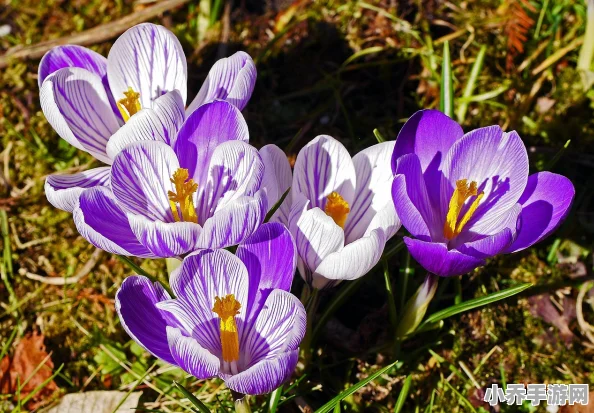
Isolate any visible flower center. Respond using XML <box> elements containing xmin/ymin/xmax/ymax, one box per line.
<box><xmin>443</xmin><ymin>179</ymin><xmax>484</xmax><ymax>240</ymax></box>
<box><xmin>168</xmin><ymin>168</ymin><xmax>198</xmax><ymax>223</ymax></box>
<box><xmin>212</xmin><ymin>294</ymin><xmax>241</xmax><ymax>363</ymax></box>
<box><xmin>117</xmin><ymin>87</ymin><xmax>141</xmax><ymax>121</ymax></box>
<box><xmin>325</xmin><ymin>191</ymin><xmax>350</xmax><ymax>228</ymax></box>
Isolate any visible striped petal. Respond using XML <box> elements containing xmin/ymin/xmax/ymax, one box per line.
<box><xmin>73</xmin><ymin>187</ymin><xmax>155</xmax><ymax>257</ymax></box>
<box><xmin>167</xmin><ymin>327</ymin><xmax>220</xmax><ymax>379</ymax></box>
<box><xmin>105</xmin><ymin>90</ymin><xmax>185</xmax><ymax>159</ymax></box>
<box><xmin>241</xmin><ymin>290</ymin><xmax>305</xmax><ymax>369</ymax></box>
<box><xmin>198</xmin><ymin>141</ymin><xmax>264</xmax><ymax>222</ymax></box>
<box><xmin>107</xmin><ymin>23</ymin><xmax>187</xmax><ymax>108</ymax></box>
<box><xmin>345</xmin><ymin>141</ymin><xmax>396</xmax><ymax>243</ymax></box>
<box><xmin>115</xmin><ymin>276</ymin><xmax>176</xmax><ymax>364</ymax></box>
<box><xmin>197</xmin><ymin>191</ymin><xmax>268</xmax><ymax>249</ymax></box>
<box><xmin>45</xmin><ymin>167</ymin><xmax>111</xmax><ymax>213</ymax></box>
<box><xmin>40</xmin><ymin>67</ymin><xmax>120</xmax><ymax>164</ymax></box>
<box><xmin>186</xmin><ymin>51</ymin><xmax>256</xmax><ymax>114</ymax></box>
<box><xmin>110</xmin><ymin>141</ymin><xmax>179</xmax><ymax>221</ymax></box>
<box><xmin>128</xmin><ymin>214</ymin><xmax>201</xmax><ymax>257</ymax></box>
<box><xmin>175</xmin><ymin>100</ymin><xmax>249</xmax><ymax>190</ymax></box>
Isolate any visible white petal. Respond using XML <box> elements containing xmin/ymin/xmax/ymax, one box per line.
<box><xmin>292</xmin><ymin>135</ymin><xmax>356</xmax><ymax>209</ymax></box>
<box><xmin>107</xmin><ymin>23</ymin><xmax>187</xmax><ymax>108</ymax></box>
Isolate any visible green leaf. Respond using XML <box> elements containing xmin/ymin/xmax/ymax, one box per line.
<box><xmin>394</xmin><ymin>375</ymin><xmax>412</xmax><ymax>413</ymax></box>
<box><xmin>314</xmin><ymin>361</ymin><xmax>398</xmax><ymax>413</ymax></box>
<box><xmin>439</xmin><ymin>40</ymin><xmax>454</xmax><ymax>118</ymax></box>
<box><xmin>418</xmin><ymin>283</ymin><xmax>532</xmax><ymax>330</ymax></box>
<box><xmin>174</xmin><ymin>381</ymin><xmax>211</xmax><ymax>413</ymax></box>
<box><xmin>264</xmin><ymin>187</ymin><xmax>291</xmax><ymax>223</ymax></box>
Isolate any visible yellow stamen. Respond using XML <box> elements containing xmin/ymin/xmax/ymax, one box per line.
<box><xmin>443</xmin><ymin>179</ymin><xmax>484</xmax><ymax>240</ymax></box>
<box><xmin>168</xmin><ymin>168</ymin><xmax>198</xmax><ymax>223</ymax></box>
<box><xmin>212</xmin><ymin>294</ymin><xmax>241</xmax><ymax>363</ymax></box>
<box><xmin>117</xmin><ymin>87</ymin><xmax>141</xmax><ymax>122</ymax></box>
<box><xmin>324</xmin><ymin>191</ymin><xmax>350</xmax><ymax>228</ymax></box>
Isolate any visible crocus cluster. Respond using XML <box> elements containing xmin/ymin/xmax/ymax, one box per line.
<box><xmin>40</xmin><ymin>23</ymin><xmax>576</xmax><ymax>399</ymax></box>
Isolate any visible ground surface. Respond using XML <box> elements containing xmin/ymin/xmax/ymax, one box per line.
<box><xmin>1</xmin><ymin>0</ymin><xmax>593</xmax><ymax>412</ymax></box>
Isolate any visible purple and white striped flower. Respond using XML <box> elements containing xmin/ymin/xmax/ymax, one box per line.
<box><xmin>41</xmin><ymin>23</ymin><xmax>256</xmax><ymax>213</ymax></box>
<box><xmin>281</xmin><ymin>135</ymin><xmax>401</xmax><ymax>289</ymax></box>
<box><xmin>391</xmin><ymin>110</ymin><xmax>575</xmax><ymax>277</ymax></box>
<box><xmin>115</xmin><ymin>223</ymin><xmax>306</xmax><ymax>395</ymax></box>
<box><xmin>72</xmin><ymin>100</ymin><xmax>276</xmax><ymax>258</ymax></box>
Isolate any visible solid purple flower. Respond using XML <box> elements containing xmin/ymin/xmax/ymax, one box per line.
<box><xmin>115</xmin><ymin>223</ymin><xmax>306</xmax><ymax>395</ymax></box>
<box><xmin>41</xmin><ymin>23</ymin><xmax>256</xmax><ymax>213</ymax></box>
<box><xmin>73</xmin><ymin>100</ymin><xmax>275</xmax><ymax>257</ymax></box>
<box><xmin>280</xmin><ymin>135</ymin><xmax>401</xmax><ymax>289</ymax></box>
<box><xmin>391</xmin><ymin>110</ymin><xmax>575</xmax><ymax>277</ymax></box>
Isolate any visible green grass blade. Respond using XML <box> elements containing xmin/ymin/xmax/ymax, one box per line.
<box><xmin>268</xmin><ymin>385</ymin><xmax>283</xmax><ymax>413</ymax></box>
<box><xmin>418</xmin><ymin>283</ymin><xmax>532</xmax><ymax>330</ymax></box>
<box><xmin>439</xmin><ymin>40</ymin><xmax>454</xmax><ymax>118</ymax></box>
<box><xmin>373</xmin><ymin>128</ymin><xmax>386</xmax><ymax>143</ymax></box>
<box><xmin>314</xmin><ymin>361</ymin><xmax>398</xmax><ymax>413</ymax></box>
<box><xmin>264</xmin><ymin>187</ymin><xmax>291</xmax><ymax>223</ymax></box>
<box><xmin>174</xmin><ymin>381</ymin><xmax>211</xmax><ymax>413</ymax></box>
<box><xmin>456</xmin><ymin>45</ymin><xmax>486</xmax><ymax>123</ymax></box>
<box><xmin>393</xmin><ymin>374</ymin><xmax>412</xmax><ymax>413</ymax></box>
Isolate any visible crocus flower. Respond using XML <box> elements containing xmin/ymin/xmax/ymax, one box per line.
<box><xmin>391</xmin><ymin>110</ymin><xmax>575</xmax><ymax>277</ymax></box>
<box><xmin>73</xmin><ymin>100</ymin><xmax>283</xmax><ymax>258</ymax></box>
<box><xmin>282</xmin><ymin>135</ymin><xmax>401</xmax><ymax>289</ymax></box>
<box><xmin>41</xmin><ymin>22</ymin><xmax>256</xmax><ymax>213</ymax></box>
<box><xmin>115</xmin><ymin>223</ymin><xmax>306</xmax><ymax>395</ymax></box>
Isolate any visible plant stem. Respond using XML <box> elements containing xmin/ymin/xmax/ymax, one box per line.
<box><xmin>234</xmin><ymin>394</ymin><xmax>252</xmax><ymax>413</ymax></box>
<box><xmin>300</xmin><ymin>287</ymin><xmax>320</xmax><ymax>368</ymax></box>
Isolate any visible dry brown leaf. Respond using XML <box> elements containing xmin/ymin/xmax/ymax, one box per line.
<box><xmin>0</xmin><ymin>332</ymin><xmax>59</xmax><ymax>406</ymax></box>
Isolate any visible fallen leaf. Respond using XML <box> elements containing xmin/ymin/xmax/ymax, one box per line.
<box><xmin>0</xmin><ymin>332</ymin><xmax>59</xmax><ymax>406</ymax></box>
<box><xmin>43</xmin><ymin>391</ymin><xmax>142</xmax><ymax>413</ymax></box>
<box><xmin>558</xmin><ymin>392</ymin><xmax>594</xmax><ymax>413</ymax></box>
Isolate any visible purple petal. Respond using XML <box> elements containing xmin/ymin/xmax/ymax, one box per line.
<box><xmin>175</xmin><ymin>100</ymin><xmax>249</xmax><ymax>189</ymax></box>
<box><xmin>404</xmin><ymin>237</ymin><xmax>485</xmax><ymax>277</ymax></box>
<box><xmin>45</xmin><ymin>167</ymin><xmax>110</xmax><ymax>213</ymax></box>
<box><xmin>292</xmin><ymin>135</ymin><xmax>356</xmax><ymax>209</ymax></box>
<box><xmin>111</xmin><ymin>141</ymin><xmax>179</xmax><ymax>221</ymax></box>
<box><xmin>443</xmin><ymin>128</ymin><xmax>529</xmax><ymax>236</ymax></box>
<box><xmin>39</xmin><ymin>45</ymin><xmax>107</xmax><ymax>87</ymax></box>
<box><xmin>186</xmin><ymin>51</ymin><xmax>257</xmax><ymax>114</ymax></box>
<box><xmin>225</xmin><ymin>350</ymin><xmax>298</xmax><ymax>396</ymax></box>
<box><xmin>158</xmin><ymin>249</ymin><xmax>249</xmax><ymax>356</ymax></box>
<box><xmin>106</xmin><ymin>90</ymin><xmax>185</xmax><ymax>159</ymax></box>
<box><xmin>504</xmin><ymin>172</ymin><xmax>575</xmax><ymax>253</ymax></box>
<box><xmin>166</xmin><ymin>327</ymin><xmax>220</xmax><ymax>379</ymax></box>
<box><xmin>40</xmin><ymin>67</ymin><xmax>120</xmax><ymax>164</ymax></box>
<box><xmin>107</xmin><ymin>23</ymin><xmax>187</xmax><ymax>107</ymax></box>
<box><xmin>392</xmin><ymin>154</ymin><xmax>438</xmax><ymax>240</ymax></box>
<box><xmin>392</xmin><ymin>110</ymin><xmax>463</xmax><ymax>173</ymax></box>
<box><xmin>312</xmin><ymin>228</ymin><xmax>386</xmax><ymax>289</ymax></box>
<box><xmin>345</xmin><ymin>141</ymin><xmax>396</xmax><ymax>243</ymax></box>
<box><xmin>241</xmin><ymin>290</ymin><xmax>305</xmax><ymax>369</ymax></box>
<box><xmin>128</xmin><ymin>214</ymin><xmax>202</xmax><ymax>257</ymax></box>
<box><xmin>73</xmin><ymin>187</ymin><xmax>155</xmax><ymax>257</ymax></box>
<box><xmin>197</xmin><ymin>191</ymin><xmax>268</xmax><ymax>249</ymax></box>
<box><xmin>115</xmin><ymin>276</ymin><xmax>176</xmax><ymax>364</ymax></box>
<box><xmin>259</xmin><ymin>144</ymin><xmax>292</xmax><ymax>212</ymax></box>
<box><xmin>236</xmin><ymin>223</ymin><xmax>297</xmax><ymax>323</ymax></box>
<box><xmin>197</xmin><ymin>141</ymin><xmax>264</xmax><ymax>222</ymax></box>
<box><xmin>456</xmin><ymin>228</ymin><xmax>514</xmax><ymax>259</ymax></box>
